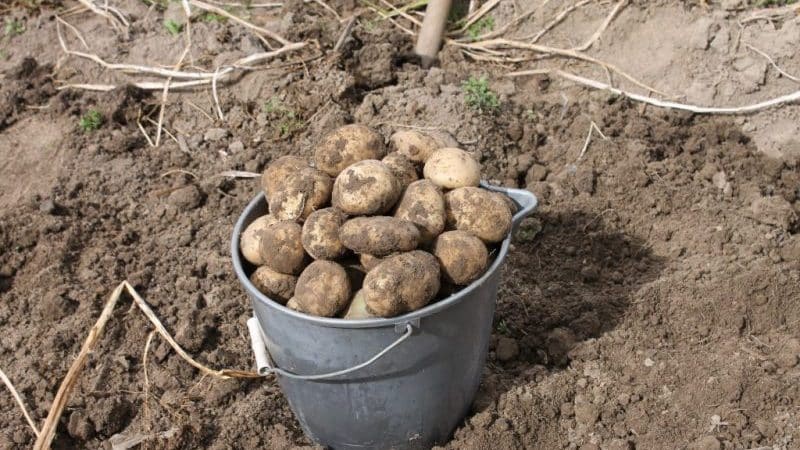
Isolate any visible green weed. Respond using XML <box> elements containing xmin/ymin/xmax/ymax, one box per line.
<box><xmin>79</xmin><ymin>110</ymin><xmax>103</xmax><ymax>132</ymax></box>
<box><xmin>462</xmin><ymin>76</ymin><xmax>500</xmax><ymax>113</ymax></box>
<box><xmin>263</xmin><ymin>97</ymin><xmax>305</xmax><ymax>138</ymax></box>
<box><xmin>201</xmin><ymin>12</ymin><xmax>227</xmax><ymax>22</ymax></box>
<box><xmin>466</xmin><ymin>16</ymin><xmax>494</xmax><ymax>40</ymax></box>
<box><xmin>164</xmin><ymin>19</ymin><xmax>183</xmax><ymax>36</ymax></box>
<box><xmin>4</xmin><ymin>19</ymin><xmax>25</xmax><ymax>36</ymax></box>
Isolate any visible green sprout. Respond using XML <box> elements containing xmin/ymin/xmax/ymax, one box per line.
<box><xmin>201</xmin><ymin>12</ymin><xmax>227</xmax><ymax>22</ymax></box>
<box><xmin>263</xmin><ymin>97</ymin><xmax>305</xmax><ymax>138</ymax></box>
<box><xmin>78</xmin><ymin>110</ymin><xmax>103</xmax><ymax>132</ymax></box>
<box><xmin>4</xmin><ymin>19</ymin><xmax>25</xmax><ymax>36</ymax></box>
<box><xmin>462</xmin><ymin>76</ymin><xmax>500</xmax><ymax>113</ymax></box>
<box><xmin>466</xmin><ymin>16</ymin><xmax>494</xmax><ymax>40</ymax></box>
<box><xmin>164</xmin><ymin>19</ymin><xmax>183</xmax><ymax>36</ymax></box>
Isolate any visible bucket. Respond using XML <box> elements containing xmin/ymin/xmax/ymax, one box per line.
<box><xmin>232</xmin><ymin>183</ymin><xmax>537</xmax><ymax>450</ymax></box>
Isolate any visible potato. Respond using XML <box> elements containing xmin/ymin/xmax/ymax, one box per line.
<box><xmin>294</xmin><ymin>260</ymin><xmax>351</xmax><ymax>317</ymax></box>
<box><xmin>250</xmin><ymin>266</ymin><xmax>297</xmax><ymax>304</ymax></box>
<box><xmin>314</xmin><ymin>124</ymin><xmax>386</xmax><ymax>176</ymax></box>
<box><xmin>343</xmin><ymin>290</ymin><xmax>376</xmax><ymax>320</ymax></box>
<box><xmin>359</xmin><ymin>253</ymin><xmax>391</xmax><ymax>272</ymax></box>
<box><xmin>339</xmin><ymin>217</ymin><xmax>420</xmax><ymax>256</ymax></box>
<box><xmin>495</xmin><ymin>191</ymin><xmax>518</xmax><ymax>215</ymax></box>
<box><xmin>390</xmin><ymin>130</ymin><xmax>440</xmax><ymax>164</ymax></box>
<box><xmin>260</xmin><ymin>221</ymin><xmax>308</xmax><ymax>275</ymax></box>
<box><xmin>382</xmin><ymin>153</ymin><xmax>419</xmax><ymax>191</ymax></box>
<box><xmin>394</xmin><ymin>180</ymin><xmax>445</xmax><ymax>245</ymax></box>
<box><xmin>240</xmin><ymin>215</ymin><xmax>278</xmax><ymax>265</ymax></box>
<box><xmin>286</xmin><ymin>297</ymin><xmax>302</xmax><ymax>311</ymax></box>
<box><xmin>432</xmin><ymin>231</ymin><xmax>488</xmax><ymax>285</ymax></box>
<box><xmin>269</xmin><ymin>167</ymin><xmax>332</xmax><ymax>222</ymax></box>
<box><xmin>445</xmin><ymin>187</ymin><xmax>512</xmax><ymax>243</ymax></box>
<box><xmin>423</xmin><ymin>148</ymin><xmax>481</xmax><ymax>189</ymax></box>
<box><xmin>261</xmin><ymin>155</ymin><xmax>307</xmax><ymax>199</ymax></box>
<box><xmin>363</xmin><ymin>250</ymin><xmax>440</xmax><ymax>317</ymax></box>
<box><xmin>332</xmin><ymin>160</ymin><xmax>401</xmax><ymax>216</ymax></box>
<box><xmin>302</xmin><ymin>208</ymin><xmax>347</xmax><ymax>260</ymax></box>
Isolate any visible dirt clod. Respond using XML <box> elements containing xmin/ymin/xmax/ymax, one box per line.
<box><xmin>168</xmin><ymin>185</ymin><xmax>204</xmax><ymax>211</ymax></box>
<box><xmin>496</xmin><ymin>337</ymin><xmax>519</xmax><ymax>362</ymax></box>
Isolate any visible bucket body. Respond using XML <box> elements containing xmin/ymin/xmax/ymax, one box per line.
<box><xmin>232</xmin><ymin>185</ymin><xmax>536</xmax><ymax>450</ymax></box>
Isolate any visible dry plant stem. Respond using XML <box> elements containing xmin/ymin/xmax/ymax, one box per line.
<box><xmin>218</xmin><ymin>170</ymin><xmax>261</xmax><ymax>178</ymax></box>
<box><xmin>509</xmin><ymin>69</ymin><xmax>800</xmax><ymax>114</ymax></box>
<box><xmin>0</xmin><ymin>368</ymin><xmax>40</xmax><ymax>437</ymax></box>
<box><xmin>142</xmin><ymin>330</ymin><xmax>156</xmax><ymax>449</ymax></box>
<box><xmin>571</xmin><ymin>0</ymin><xmax>627</xmax><ymax>51</ymax></box>
<box><xmin>189</xmin><ymin>0</ymin><xmax>290</xmax><ymax>45</ymax></box>
<box><xmin>334</xmin><ymin>17</ymin><xmax>357</xmax><ymax>52</ymax></box>
<box><xmin>312</xmin><ymin>0</ymin><xmax>341</xmax><ymax>20</ymax></box>
<box><xmin>464</xmin><ymin>38</ymin><xmax>669</xmax><ymax>97</ymax></box>
<box><xmin>745</xmin><ymin>43</ymin><xmax>800</xmax><ymax>84</ymax></box>
<box><xmin>527</xmin><ymin>0</ymin><xmax>592</xmax><ymax>43</ymax></box>
<box><xmin>76</xmin><ymin>0</ymin><xmax>128</xmax><ymax>30</ymax></box>
<box><xmin>378</xmin><ymin>0</ymin><xmax>422</xmax><ymax>26</ymax></box>
<box><xmin>33</xmin><ymin>282</ymin><xmax>126</xmax><ymax>450</ymax></box>
<box><xmin>124</xmin><ymin>282</ymin><xmax>262</xmax><ymax>379</ymax></box>
<box><xmin>578</xmin><ymin>121</ymin><xmax>608</xmax><ymax>161</ymax></box>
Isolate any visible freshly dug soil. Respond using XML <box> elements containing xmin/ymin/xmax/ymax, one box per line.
<box><xmin>1</xmin><ymin>1</ymin><xmax>799</xmax><ymax>449</ymax></box>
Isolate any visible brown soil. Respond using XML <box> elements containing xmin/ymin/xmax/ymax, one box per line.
<box><xmin>1</xmin><ymin>1</ymin><xmax>800</xmax><ymax>449</ymax></box>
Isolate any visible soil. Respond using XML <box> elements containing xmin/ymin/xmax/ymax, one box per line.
<box><xmin>1</xmin><ymin>1</ymin><xmax>800</xmax><ymax>449</ymax></box>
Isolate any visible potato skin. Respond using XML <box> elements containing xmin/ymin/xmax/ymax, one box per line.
<box><xmin>332</xmin><ymin>160</ymin><xmax>401</xmax><ymax>216</ymax></box>
<box><xmin>315</xmin><ymin>124</ymin><xmax>386</xmax><ymax>176</ymax></box>
<box><xmin>445</xmin><ymin>187</ymin><xmax>512</xmax><ymax>243</ymax></box>
<box><xmin>261</xmin><ymin>155</ymin><xmax>307</xmax><ymax>199</ymax></box>
<box><xmin>359</xmin><ymin>253</ymin><xmax>390</xmax><ymax>272</ymax></box>
<box><xmin>390</xmin><ymin>130</ymin><xmax>440</xmax><ymax>164</ymax></box>
<box><xmin>294</xmin><ymin>261</ymin><xmax>351</xmax><ymax>317</ymax></box>
<box><xmin>382</xmin><ymin>153</ymin><xmax>419</xmax><ymax>191</ymax></box>
<box><xmin>240</xmin><ymin>215</ymin><xmax>278</xmax><ymax>265</ymax></box>
<box><xmin>394</xmin><ymin>180</ymin><xmax>446</xmax><ymax>245</ymax></box>
<box><xmin>302</xmin><ymin>208</ymin><xmax>347</xmax><ymax>260</ymax></box>
<box><xmin>260</xmin><ymin>221</ymin><xmax>308</xmax><ymax>275</ymax></box>
<box><xmin>250</xmin><ymin>266</ymin><xmax>297</xmax><ymax>304</ymax></box>
<box><xmin>423</xmin><ymin>148</ymin><xmax>481</xmax><ymax>189</ymax></box>
<box><xmin>433</xmin><ymin>231</ymin><xmax>489</xmax><ymax>285</ymax></box>
<box><xmin>339</xmin><ymin>216</ymin><xmax>420</xmax><ymax>256</ymax></box>
<box><xmin>363</xmin><ymin>250</ymin><xmax>441</xmax><ymax>317</ymax></box>
<box><xmin>269</xmin><ymin>167</ymin><xmax>332</xmax><ymax>222</ymax></box>
<box><xmin>343</xmin><ymin>290</ymin><xmax>376</xmax><ymax>320</ymax></box>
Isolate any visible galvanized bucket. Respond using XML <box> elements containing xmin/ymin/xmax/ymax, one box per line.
<box><xmin>232</xmin><ymin>184</ymin><xmax>537</xmax><ymax>450</ymax></box>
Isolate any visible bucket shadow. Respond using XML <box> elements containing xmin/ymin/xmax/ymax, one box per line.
<box><xmin>475</xmin><ymin>210</ymin><xmax>665</xmax><ymax>401</ymax></box>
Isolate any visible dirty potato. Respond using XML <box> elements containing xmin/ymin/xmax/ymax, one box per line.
<box><xmin>394</xmin><ymin>180</ymin><xmax>446</xmax><ymax>245</ymax></box>
<box><xmin>260</xmin><ymin>221</ymin><xmax>308</xmax><ymax>275</ymax></box>
<box><xmin>390</xmin><ymin>130</ymin><xmax>440</xmax><ymax>164</ymax></box>
<box><xmin>269</xmin><ymin>167</ymin><xmax>332</xmax><ymax>222</ymax></box>
<box><xmin>445</xmin><ymin>187</ymin><xmax>512</xmax><ymax>243</ymax></box>
<box><xmin>250</xmin><ymin>266</ymin><xmax>297</xmax><ymax>304</ymax></box>
<box><xmin>343</xmin><ymin>290</ymin><xmax>376</xmax><ymax>320</ymax></box>
<box><xmin>240</xmin><ymin>214</ymin><xmax>279</xmax><ymax>265</ymax></box>
<box><xmin>382</xmin><ymin>152</ymin><xmax>419</xmax><ymax>191</ymax></box>
<box><xmin>359</xmin><ymin>253</ymin><xmax>392</xmax><ymax>272</ymax></box>
<box><xmin>314</xmin><ymin>124</ymin><xmax>386</xmax><ymax>176</ymax></box>
<box><xmin>301</xmin><ymin>207</ymin><xmax>347</xmax><ymax>260</ymax></box>
<box><xmin>423</xmin><ymin>148</ymin><xmax>481</xmax><ymax>189</ymax></box>
<box><xmin>339</xmin><ymin>216</ymin><xmax>420</xmax><ymax>256</ymax></box>
<box><xmin>293</xmin><ymin>260</ymin><xmax>351</xmax><ymax>317</ymax></box>
<box><xmin>332</xmin><ymin>160</ymin><xmax>401</xmax><ymax>216</ymax></box>
<box><xmin>260</xmin><ymin>155</ymin><xmax>308</xmax><ymax>199</ymax></box>
<box><xmin>362</xmin><ymin>250</ymin><xmax>441</xmax><ymax>317</ymax></box>
<box><xmin>432</xmin><ymin>231</ymin><xmax>489</xmax><ymax>285</ymax></box>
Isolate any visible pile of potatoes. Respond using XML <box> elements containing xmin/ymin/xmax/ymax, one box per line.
<box><xmin>240</xmin><ymin>124</ymin><xmax>515</xmax><ymax>319</ymax></box>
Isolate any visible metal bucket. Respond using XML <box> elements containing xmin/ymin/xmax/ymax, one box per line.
<box><xmin>231</xmin><ymin>184</ymin><xmax>537</xmax><ymax>450</ymax></box>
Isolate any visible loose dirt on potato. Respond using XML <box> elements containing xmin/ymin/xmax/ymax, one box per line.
<box><xmin>1</xmin><ymin>1</ymin><xmax>799</xmax><ymax>449</ymax></box>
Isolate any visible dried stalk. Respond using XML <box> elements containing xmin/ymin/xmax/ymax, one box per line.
<box><xmin>0</xmin><ymin>368</ymin><xmax>40</xmax><ymax>437</ymax></box>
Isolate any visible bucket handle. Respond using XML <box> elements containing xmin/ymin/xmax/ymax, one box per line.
<box><xmin>481</xmin><ymin>183</ymin><xmax>539</xmax><ymax>233</ymax></box>
<box><xmin>247</xmin><ymin>317</ymin><xmax>415</xmax><ymax>381</ymax></box>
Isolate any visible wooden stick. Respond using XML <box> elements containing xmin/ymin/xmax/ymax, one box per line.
<box><xmin>415</xmin><ymin>0</ymin><xmax>452</xmax><ymax>67</ymax></box>
<box><xmin>0</xmin><ymin>368</ymin><xmax>41</xmax><ymax>437</ymax></box>
<box><xmin>508</xmin><ymin>68</ymin><xmax>800</xmax><ymax>114</ymax></box>
<box><xmin>33</xmin><ymin>282</ymin><xmax>127</xmax><ymax>450</ymax></box>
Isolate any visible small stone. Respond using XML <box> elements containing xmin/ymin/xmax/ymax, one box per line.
<box><xmin>644</xmin><ymin>358</ymin><xmax>655</xmax><ymax>367</ymax></box>
<box><xmin>228</xmin><ymin>140</ymin><xmax>244</xmax><ymax>153</ymax></box>
<box><xmin>698</xmin><ymin>162</ymin><xmax>719</xmax><ymax>181</ymax></box>
<box><xmin>775</xmin><ymin>338</ymin><xmax>800</xmax><ymax>368</ymax></box>
<box><xmin>67</xmin><ymin>410</ymin><xmax>95</xmax><ymax>441</ymax></box>
<box><xmin>508</xmin><ymin>121</ymin><xmax>523</xmax><ymax>141</ymax></box>
<box><xmin>39</xmin><ymin>198</ymin><xmax>59</xmax><ymax>215</ymax></box>
<box><xmin>560</xmin><ymin>402</ymin><xmax>574</xmax><ymax>417</ymax></box>
<box><xmin>204</xmin><ymin>127</ymin><xmax>229</xmax><ymax>142</ymax></box>
<box><xmin>515</xmin><ymin>217</ymin><xmax>542</xmax><ymax>243</ymax></box>
<box><xmin>168</xmin><ymin>185</ymin><xmax>203</xmax><ymax>211</ymax></box>
<box><xmin>687</xmin><ymin>436</ymin><xmax>721</xmax><ymax>450</ymax></box>
<box><xmin>711</xmin><ymin>171</ymin><xmax>727</xmax><ymax>190</ymax></box>
<box><xmin>750</xmin><ymin>196</ymin><xmax>797</xmax><ymax>230</ymax></box>
<box><xmin>574</xmin><ymin>402</ymin><xmax>599</xmax><ymax>427</ymax></box>
<box><xmin>526</xmin><ymin>164</ymin><xmax>548</xmax><ymax>184</ymax></box>
<box><xmin>496</xmin><ymin>337</ymin><xmax>519</xmax><ymax>362</ymax></box>
<box><xmin>780</xmin><ymin>238</ymin><xmax>800</xmax><ymax>261</ymax></box>
<box><xmin>580</xmin><ymin>265</ymin><xmax>600</xmax><ymax>282</ymax></box>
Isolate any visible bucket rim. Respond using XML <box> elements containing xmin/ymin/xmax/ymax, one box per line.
<box><xmin>231</xmin><ymin>184</ymin><xmax>536</xmax><ymax>329</ymax></box>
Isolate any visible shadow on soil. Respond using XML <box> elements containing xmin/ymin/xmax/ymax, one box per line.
<box><xmin>468</xmin><ymin>209</ymin><xmax>665</xmax><ymax>410</ymax></box>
